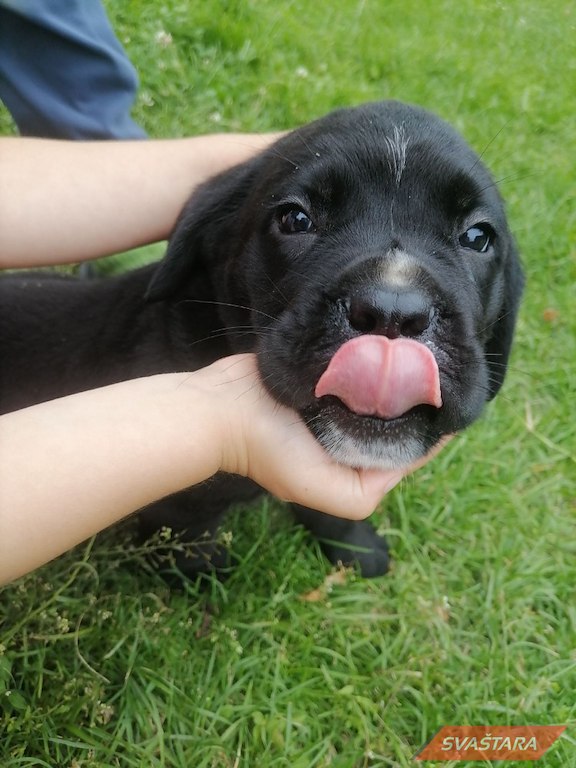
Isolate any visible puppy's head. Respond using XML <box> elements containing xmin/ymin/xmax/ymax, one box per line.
<box><xmin>148</xmin><ymin>101</ymin><xmax>524</xmax><ymax>469</ymax></box>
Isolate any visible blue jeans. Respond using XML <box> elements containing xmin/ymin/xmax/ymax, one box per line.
<box><xmin>0</xmin><ymin>0</ymin><xmax>146</xmax><ymax>138</ymax></box>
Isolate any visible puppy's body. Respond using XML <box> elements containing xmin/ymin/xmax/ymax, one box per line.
<box><xmin>0</xmin><ymin>267</ymin><xmax>220</xmax><ymax>410</ymax></box>
<box><xmin>0</xmin><ymin>101</ymin><xmax>524</xmax><ymax>577</ymax></box>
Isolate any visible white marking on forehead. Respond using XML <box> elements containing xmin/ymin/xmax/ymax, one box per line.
<box><xmin>384</xmin><ymin>123</ymin><xmax>410</xmax><ymax>185</ymax></box>
<box><xmin>377</xmin><ymin>249</ymin><xmax>419</xmax><ymax>287</ymax></box>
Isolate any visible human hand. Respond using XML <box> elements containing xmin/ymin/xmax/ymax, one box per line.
<box><xmin>196</xmin><ymin>354</ymin><xmax>449</xmax><ymax>520</ymax></box>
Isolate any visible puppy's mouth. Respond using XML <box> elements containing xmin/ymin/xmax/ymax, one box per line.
<box><xmin>314</xmin><ymin>335</ymin><xmax>442</xmax><ymax>420</ymax></box>
<box><xmin>303</xmin><ymin>335</ymin><xmax>444</xmax><ymax>469</ymax></box>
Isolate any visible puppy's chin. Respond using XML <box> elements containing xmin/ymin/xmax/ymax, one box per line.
<box><xmin>313</xmin><ymin>426</ymin><xmax>425</xmax><ymax>470</ymax></box>
<box><xmin>303</xmin><ymin>404</ymin><xmax>440</xmax><ymax>470</ymax></box>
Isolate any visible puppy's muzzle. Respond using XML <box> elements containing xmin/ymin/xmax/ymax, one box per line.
<box><xmin>316</xmin><ymin>261</ymin><xmax>443</xmax><ymax>422</ymax></box>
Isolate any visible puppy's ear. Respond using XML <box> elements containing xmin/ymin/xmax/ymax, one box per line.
<box><xmin>485</xmin><ymin>241</ymin><xmax>525</xmax><ymax>400</ymax></box>
<box><xmin>145</xmin><ymin>158</ymin><xmax>263</xmax><ymax>302</ymax></box>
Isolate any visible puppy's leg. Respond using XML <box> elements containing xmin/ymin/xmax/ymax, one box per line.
<box><xmin>290</xmin><ymin>505</ymin><xmax>390</xmax><ymax>578</ymax></box>
<box><xmin>138</xmin><ymin>475</ymin><xmax>261</xmax><ymax>579</ymax></box>
<box><xmin>138</xmin><ymin>491</ymin><xmax>231</xmax><ymax>577</ymax></box>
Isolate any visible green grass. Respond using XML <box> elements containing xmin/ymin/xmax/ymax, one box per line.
<box><xmin>1</xmin><ymin>0</ymin><xmax>575</xmax><ymax>765</ymax></box>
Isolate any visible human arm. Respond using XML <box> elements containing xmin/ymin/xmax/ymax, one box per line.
<box><xmin>0</xmin><ymin>354</ymin><xmax>416</xmax><ymax>586</ymax></box>
<box><xmin>0</xmin><ymin>133</ymin><xmax>281</xmax><ymax>267</ymax></box>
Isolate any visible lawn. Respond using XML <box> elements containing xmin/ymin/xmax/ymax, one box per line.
<box><xmin>1</xmin><ymin>1</ymin><xmax>575</xmax><ymax>766</ymax></box>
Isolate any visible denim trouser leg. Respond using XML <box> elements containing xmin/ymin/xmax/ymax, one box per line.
<box><xmin>0</xmin><ymin>0</ymin><xmax>146</xmax><ymax>138</ymax></box>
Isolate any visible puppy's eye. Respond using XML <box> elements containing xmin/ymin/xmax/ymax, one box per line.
<box><xmin>459</xmin><ymin>224</ymin><xmax>494</xmax><ymax>253</ymax></box>
<box><xmin>279</xmin><ymin>208</ymin><xmax>315</xmax><ymax>234</ymax></box>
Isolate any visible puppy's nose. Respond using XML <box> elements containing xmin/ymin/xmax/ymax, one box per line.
<box><xmin>346</xmin><ymin>287</ymin><xmax>434</xmax><ymax>338</ymax></box>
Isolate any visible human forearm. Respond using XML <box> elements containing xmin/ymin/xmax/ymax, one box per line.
<box><xmin>0</xmin><ymin>134</ymin><xmax>279</xmax><ymax>267</ymax></box>
<box><xmin>0</xmin><ymin>372</ymin><xmax>225</xmax><ymax>584</ymax></box>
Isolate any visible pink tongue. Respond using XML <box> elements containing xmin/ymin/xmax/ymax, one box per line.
<box><xmin>315</xmin><ymin>335</ymin><xmax>442</xmax><ymax>419</ymax></box>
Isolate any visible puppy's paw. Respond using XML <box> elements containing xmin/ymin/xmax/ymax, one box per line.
<box><xmin>318</xmin><ymin>522</ymin><xmax>390</xmax><ymax>578</ymax></box>
<box><xmin>290</xmin><ymin>505</ymin><xmax>390</xmax><ymax>578</ymax></box>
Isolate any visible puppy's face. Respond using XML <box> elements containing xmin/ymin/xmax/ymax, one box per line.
<box><xmin>148</xmin><ymin>101</ymin><xmax>524</xmax><ymax>469</ymax></box>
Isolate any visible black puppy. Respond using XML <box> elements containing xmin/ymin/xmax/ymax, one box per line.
<box><xmin>0</xmin><ymin>101</ymin><xmax>524</xmax><ymax>578</ymax></box>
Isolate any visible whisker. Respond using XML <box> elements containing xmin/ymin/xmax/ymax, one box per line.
<box><xmin>472</xmin><ymin>169</ymin><xmax>542</xmax><ymax>197</ymax></box>
<box><xmin>209</xmin><ymin>324</ymin><xmax>276</xmax><ymax>337</ymax></box>
<box><xmin>294</xmin><ymin>132</ymin><xmax>321</xmax><ymax>161</ymax></box>
<box><xmin>265</xmin><ymin>145</ymin><xmax>300</xmax><ymax>170</ymax></box>
<box><xmin>178</xmin><ymin>297</ymin><xmax>279</xmax><ymax>323</ymax></box>
<box><xmin>478</xmin><ymin>308</ymin><xmax>517</xmax><ymax>335</ymax></box>
<box><xmin>468</xmin><ymin>120</ymin><xmax>514</xmax><ymax>174</ymax></box>
<box><xmin>261</xmin><ymin>271</ymin><xmax>289</xmax><ymax>304</ymax></box>
<box><xmin>182</xmin><ymin>326</ymin><xmax>276</xmax><ymax>351</ymax></box>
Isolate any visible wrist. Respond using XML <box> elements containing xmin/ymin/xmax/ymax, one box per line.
<box><xmin>184</xmin><ymin>355</ymin><xmax>261</xmax><ymax>478</ymax></box>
